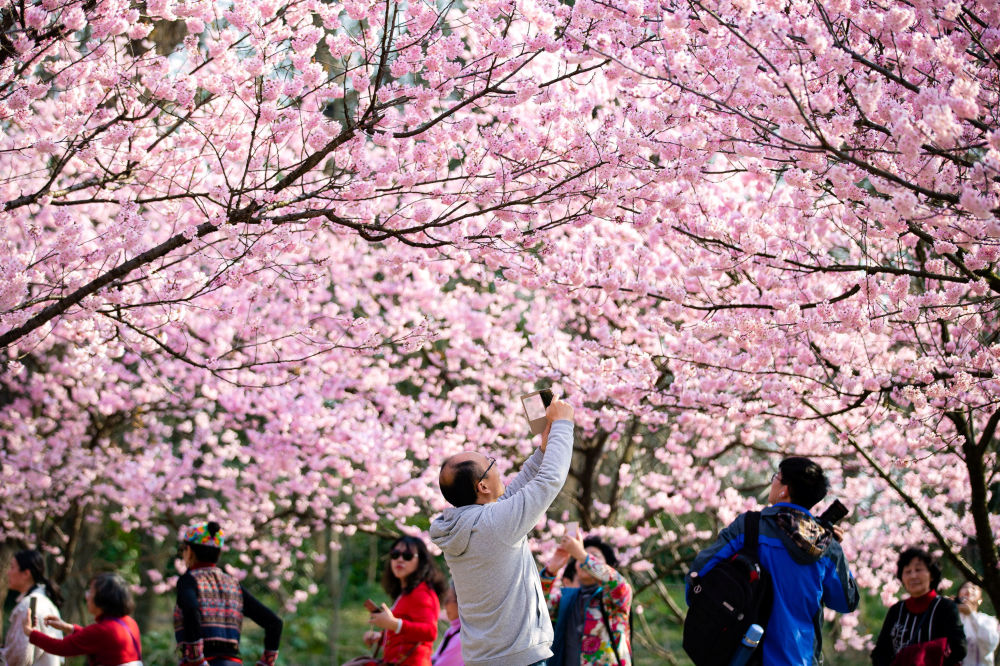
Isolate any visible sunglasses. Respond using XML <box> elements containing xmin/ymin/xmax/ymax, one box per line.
<box><xmin>390</xmin><ymin>550</ymin><xmax>415</xmax><ymax>561</ymax></box>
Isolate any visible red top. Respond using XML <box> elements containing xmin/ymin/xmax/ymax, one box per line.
<box><xmin>383</xmin><ymin>581</ymin><xmax>440</xmax><ymax>666</ymax></box>
<box><xmin>904</xmin><ymin>590</ymin><xmax>938</xmax><ymax>615</ymax></box>
<box><xmin>30</xmin><ymin>615</ymin><xmax>141</xmax><ymax>666</ymax></box>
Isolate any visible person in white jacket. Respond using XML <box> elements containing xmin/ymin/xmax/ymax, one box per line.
<box><xmin>430</xmin><ymin>399</ymin><xmax>574</xmax><ymax>666</ymax></box>
<box><xmin>957</xmin><ymin>581</ymin><xmax>999</xmax><ymax>666</ymax></box>
<box><xmin>1</xmin><ymin>551</ymin><xmax>63</xmax><ymax>666</ymax></box>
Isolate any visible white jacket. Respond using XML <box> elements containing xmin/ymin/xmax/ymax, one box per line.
<box><xmin>0</xmin><ymin>586</ymin><xmax>63</xmax><ymax>666</ymax></box>
<box><xmin>961</xmin><ymin>610</ymin><xmax>1000</xmax><ymax>666</ymax></box>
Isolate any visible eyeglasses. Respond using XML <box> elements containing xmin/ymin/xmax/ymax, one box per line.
<box><xmin>771</xmin><ymin>471</ymin><xmax>782</xmax><ymax>483</ymax></box>
<box><xmin>478</xmin><ymin>457</ymin><xmax>496</xmax><ymax>485</ymax></box>
<box><xmin>390</xmin><ymin>550</ymin><xmax>415</xmax><ymax>561</ymax></box>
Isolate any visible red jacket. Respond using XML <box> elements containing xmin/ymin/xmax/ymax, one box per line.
<box><xmin>383</xmin><ymin>581</ymin><xmax>440</xmax><ymax>666</ymax></box>
<box><xmin>30</xmin><ymin>615</ymin><xmax>141</xmax><ymax>666</ymax></box>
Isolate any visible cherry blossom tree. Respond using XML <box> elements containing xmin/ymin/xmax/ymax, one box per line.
<box><xmin>3</xmin><ymin>0</ymin><xmax>999</xmax><ymax>659</ymax></box>
<box><xmin>0</xmin><ymin>0</ymin><xmax>632</xmax><ymax>620</ymax></box>
<box><xmin>482</xmin><ymin>0</ymin><xmax>999</xmax><ymax>650</ymax></box>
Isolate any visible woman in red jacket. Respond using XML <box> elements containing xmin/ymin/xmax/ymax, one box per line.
<box><xmin>367</xmin><ymin>536</ymin><xmax>446</xmax><ymax>666</ymax></box>
<box><xmin>24</xmin><ymin>572</ymin><xmax>142</xmax><ymax>666</ymax></box>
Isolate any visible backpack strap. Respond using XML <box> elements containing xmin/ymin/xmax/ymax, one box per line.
<box><xmin>595</xmin><ymin>588</ymin><xmax>623</xmax><ymax>665</ymax></box>
<box><xmin>112</xmin><ymin>617</ymin><xmax>141</xmax><ymax>659</ymax></box>
<box><xmin>743</xmin><ymin>511</ymin><xmax>762</xmax><ymax>557</ymax></box>
<box><xmin>435</xmin><ymin>625</ymin><xmax>459</xmax><ymax>658</ymax></box>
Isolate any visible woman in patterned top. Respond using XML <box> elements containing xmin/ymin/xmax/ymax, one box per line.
<box><xmin>540</xmin><ymin>531</ymin><xmax>633</xmax><ymax>666</ymax></box>
<box><xmin>174</xmin><ymin>521</ymin><xmax>283</xmax><ymax>666</ymax></box>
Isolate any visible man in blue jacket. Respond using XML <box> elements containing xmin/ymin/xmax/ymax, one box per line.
<box><xmin>688</xmin><ymin>456</ymin><xmax>860</xmax><ymax>666</ymax></box>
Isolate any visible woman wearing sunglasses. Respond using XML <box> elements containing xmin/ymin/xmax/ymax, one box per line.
<box><xmin>366</xmin><ymin>536</ymin><xmax>447</xmax><ymax>665</ymax></box>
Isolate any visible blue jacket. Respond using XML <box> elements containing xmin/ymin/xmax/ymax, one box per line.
<box><xmin>687</xmin><ymin>504</ymin><xmax>860</xmax><ymax>666</ymax></box>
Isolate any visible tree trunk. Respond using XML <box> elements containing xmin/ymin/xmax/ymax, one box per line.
<box><xmin>326</xmin><ymin>527</ymin><xmax>341</xmax><ymax>665</ymax></box>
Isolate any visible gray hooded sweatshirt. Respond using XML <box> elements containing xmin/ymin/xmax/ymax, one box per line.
<box><xmin>429</xmin><ymin>419</ymin><xmax>574</xmax><ymax>666</ymax></box>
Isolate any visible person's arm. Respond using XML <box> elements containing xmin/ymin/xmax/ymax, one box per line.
<box><xmin>820</xmin><ymin>541</ymin><xmax>860</xmax><ymax>613</ymax></box>
<box><xmin>539</xmin><ymin>568</ymin><xmax>562</xmax><ymax>622</ymax></box>
<box><xmin>937</xmin><ymin>599</ymin><xmax>967</xmax><ymax>665</ymax></box>
<box><xmin>488</xmin><ymin>418</ymin><xmax>574</xmax><ymax>543</ymax></box>
<box><xmin>1</xmin><ymin>602</ymin><xmax>32</xmax><ymax>666</ymax></box>
<box><xmin>541</xmin><ymin>544</ymin><xmax>570</xmax><ymax>584</ymax></box>
<box><xmin>870</xmin><ymin>603</ymin><xmax>900</xmax><ymax>666</ymax></box>
<box><xmin>393</xmin><ymin>584</ymin><xmax>439</xmax><ymax>643</ymax></box>
<box><xmin>28</xmin><ymin>622</ymin><xmax>104</xmax><ymax>658</ymax></box>
<box><xmin>176</xmin><ymin>573</ymin><xmax>209</xmax><ymax>666</ymax></box>
<box><xmin>685</xmin><ymin>514</ymin><xmax>746</xmax><ymax>605</ymax></box>
<box><xmin>579</xmin><ymin>556</ymin><xmax>633</xmax><ymax>613</ymax></box>
<box><xmin>500</xmin><ymin>402</ymin><xmax>570</xmax><ymax>501</ymax></box>
<box><xmin>499</xmin><ymin>448</ymin><xmax>544</xmax><ymax>501</ymax></box>
<box><xmin>242</xmin><ymin>586</ymin><xmax>283</xmax><ymax>664</ymax></box>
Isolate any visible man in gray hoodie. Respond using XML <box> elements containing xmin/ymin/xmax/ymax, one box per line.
<box><xmin>429</xmin><ymin>399</ymin><xmax>575</xmax><ymax>666</ymax></box>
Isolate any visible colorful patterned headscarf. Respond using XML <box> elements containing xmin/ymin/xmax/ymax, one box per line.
<box><xmin>181</xmin><ymin>522</ymin><xmax>225</xmax><ymax>549</ymax></box>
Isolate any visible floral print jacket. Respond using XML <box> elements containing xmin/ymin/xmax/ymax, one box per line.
<box><xmin>540</xmin><ymin>555</ymin><xmax>633</xmax><ymax>666</ymax></box>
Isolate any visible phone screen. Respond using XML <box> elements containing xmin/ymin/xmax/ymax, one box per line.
<box><xmin>523</xmin><ymin>394</ymin><xmax>546</xmax><ymax>420</ymax></box>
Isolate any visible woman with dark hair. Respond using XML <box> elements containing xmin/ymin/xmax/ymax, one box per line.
<box><xmin>364</xmin><ymin>535</ymin><xmax>446</xmax><ymax>666</ymax></box>
<box><xmin>540</xmin><ymin>530</ymin><xmax>633</xmax><ymax>665</ymax></box>
<box><xmin>24</xmin><ymin>572</ymin><xmax>141</xmax><ymax>666</ymax></box>
<box><xmin>2</xmin><ymin>550</ymin><xmax>64</xmax><ymax>666</ymax></box>
<box><xmin>872</xmin><ymin>547</ymin><xmax>967</xmax><ymax>665</ymax></box>
<box><xmin>174</xmin><ymin>521</ymin><xmax>283</xmax><ymax>666</ymax></box>
<box><xmin>955</xmin><ymin>582</ymin><xmax>998</xmax><ymax>666</ymax></box>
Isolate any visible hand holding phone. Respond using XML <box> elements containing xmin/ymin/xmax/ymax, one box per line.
<box><xmin>520</xmin><ymin>389</ymin><xmax>552</xmax><ymax>435</ymax></box>
<box><xmin>364</xmin><ymin>598</ymin><xmax>380</xmax><ymax>613</ymax></box>
<box><xmin>565</xmin><ymin>521</ymin><xmax>579</xmax><ymax>538</ymax></box>
<box><xmin>28</xmin><ymin>597</ymin><xmax>37</xmax><ymax>628</ymax></box>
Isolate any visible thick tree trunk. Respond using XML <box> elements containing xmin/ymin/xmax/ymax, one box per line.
<box><xmin>957</xmin><ymin>408</ymin><xmax>1000</xmax><ymax>612</ymax></box>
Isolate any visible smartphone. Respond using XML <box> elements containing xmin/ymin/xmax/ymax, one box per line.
<box><xmin>520</xmin><ymin>388</ymin><xmax>554</xmax><ymax>435</ymax></box>
<box><xmin>364</xmin><ymin>598</ymin><xmax>379</xmax><ymax>613</ymax></box>
<box><xmin>565</xmin><ymin>521</ymin><xmax>579</xmax><ymax>538</ymax></box>
<box><xmin>819</xmin><ymin>499</ymin><xmax>849</xmax><ymax>525</ymax></box>
<box><xmin>29</xmin><ymin>597</ymin><xmax>37</xmax><ymax>627</ymax></box>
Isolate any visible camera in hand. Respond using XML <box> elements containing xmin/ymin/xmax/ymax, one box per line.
<box><xmin>818</xmin><ymin>499</ymin><xmax>849</xmax><ymax>525</ymax></box>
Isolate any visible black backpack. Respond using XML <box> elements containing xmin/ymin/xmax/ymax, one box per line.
<box><xmin>682</xmin><ymin>511</ymin><xmax>774</xmax><ymax>666</ymax></box>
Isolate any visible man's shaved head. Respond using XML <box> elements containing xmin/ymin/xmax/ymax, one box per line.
<box><xmin>440</xmin><ymin>452</ymin><xmax>488</xmax><ymax>507</ymax></box>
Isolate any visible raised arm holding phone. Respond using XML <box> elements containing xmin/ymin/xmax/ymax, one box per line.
<box><xmin>539</xmin><ymin>529</ymin><xmax>634</xmax><ymax>666</ymax></box>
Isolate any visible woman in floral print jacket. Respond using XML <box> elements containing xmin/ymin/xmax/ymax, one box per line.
<box><xmin>540</xmin><ymin>531</ymin><xmax>633</xmax><ymax>666</ymax></box>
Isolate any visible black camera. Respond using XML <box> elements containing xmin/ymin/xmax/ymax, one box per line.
<box><xmin>818</xmin><ymin>499</ymin><xmax>849</xmax><ymax>525</ymax></box>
